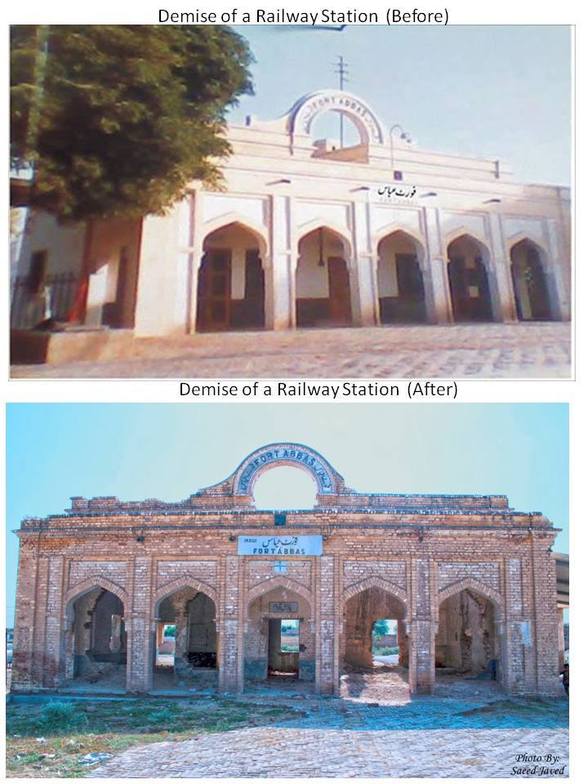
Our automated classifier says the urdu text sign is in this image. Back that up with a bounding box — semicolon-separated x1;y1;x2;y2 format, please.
238;535;323;556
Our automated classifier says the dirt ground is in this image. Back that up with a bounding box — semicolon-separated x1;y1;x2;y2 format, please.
7;669;568;778
12;323;571;379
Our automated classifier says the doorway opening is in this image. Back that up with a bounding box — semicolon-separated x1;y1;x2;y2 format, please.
245;585;314;689
435;588;499;682
510;239;555;320
64;587;127;690
197;223;265;332
153;588;218;691
377;232;427;323
447;235;495;322
341;586;409;703
371;619;399;666
268;619;300;677
296;227;352;327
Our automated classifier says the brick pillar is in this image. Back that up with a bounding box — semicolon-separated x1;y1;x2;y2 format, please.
218;555;243;692
11;543;39;690
409;558;435;694
316;555;338;694
127;556;153;693
43;556;65;687
500;558;532;693
531;542;561;696
30;556;50;686
557;607;565;670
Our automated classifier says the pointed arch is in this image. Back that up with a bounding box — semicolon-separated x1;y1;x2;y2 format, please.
374;225;426;254
444;227;491;258
508;235;556;321
506;232;548;257
153;576;218;611
197;217;267;332
343;575;408;607
437;576;503;618
296;220;353;261
246;576;314;609
446;231;497;322
64;576;128;615
201;215;269;261
376;228;428;324
296;224;353;327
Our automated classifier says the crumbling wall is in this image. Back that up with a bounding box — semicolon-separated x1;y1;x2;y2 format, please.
157;588;218;679
91;590;125;659
70;588;126;681
343;587;406;669
436;589;496;674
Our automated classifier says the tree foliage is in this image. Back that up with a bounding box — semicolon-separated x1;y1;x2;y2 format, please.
10;25;254;221
372;619;390;637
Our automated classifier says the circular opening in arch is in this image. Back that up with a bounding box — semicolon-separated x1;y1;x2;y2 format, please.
310;111;362;151
253;466;318;510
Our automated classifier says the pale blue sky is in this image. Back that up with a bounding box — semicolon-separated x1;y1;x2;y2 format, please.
229;25;571;185
6;403;568;623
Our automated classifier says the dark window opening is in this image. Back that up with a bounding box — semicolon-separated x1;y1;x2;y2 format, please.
27;250;48;294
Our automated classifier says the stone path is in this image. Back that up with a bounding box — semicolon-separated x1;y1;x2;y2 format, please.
12;323;571;379
90;725;568;778
91;673;568;778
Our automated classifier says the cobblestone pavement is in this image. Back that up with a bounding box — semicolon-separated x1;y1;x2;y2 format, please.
12;323;571;379
91;672;568;778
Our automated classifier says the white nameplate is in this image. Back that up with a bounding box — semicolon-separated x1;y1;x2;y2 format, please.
238;535;323;556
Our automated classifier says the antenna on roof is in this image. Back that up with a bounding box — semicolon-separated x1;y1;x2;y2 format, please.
333;55;350;147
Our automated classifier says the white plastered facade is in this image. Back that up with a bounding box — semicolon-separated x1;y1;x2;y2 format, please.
11;89;571;334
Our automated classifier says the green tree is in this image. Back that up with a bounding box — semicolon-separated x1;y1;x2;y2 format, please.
372;619;389;637
10;25;254;221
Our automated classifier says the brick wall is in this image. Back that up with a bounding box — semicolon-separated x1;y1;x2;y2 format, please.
11;495;561;698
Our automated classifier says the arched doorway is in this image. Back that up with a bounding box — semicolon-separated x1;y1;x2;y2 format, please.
63;587;127;689
447;235;495;322
245;582;315;689
197;222;265;332
510;239;554;320
436;587;500;684
377;231;427;323
153;587;218;691
341;584;409;702
296;227;352;328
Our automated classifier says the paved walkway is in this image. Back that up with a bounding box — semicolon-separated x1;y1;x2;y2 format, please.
91;673;568;778
12;323;571;379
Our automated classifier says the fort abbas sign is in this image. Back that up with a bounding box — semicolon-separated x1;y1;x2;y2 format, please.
238;535;323;556
234;443;336;495
289;90;385;145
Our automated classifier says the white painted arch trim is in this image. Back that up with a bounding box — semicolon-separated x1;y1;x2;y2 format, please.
373;224;427;252
200;213;270;261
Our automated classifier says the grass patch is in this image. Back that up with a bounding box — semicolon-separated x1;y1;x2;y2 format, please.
6;698;302;778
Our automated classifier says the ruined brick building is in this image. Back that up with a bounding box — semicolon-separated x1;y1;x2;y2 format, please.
12;442;562;696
